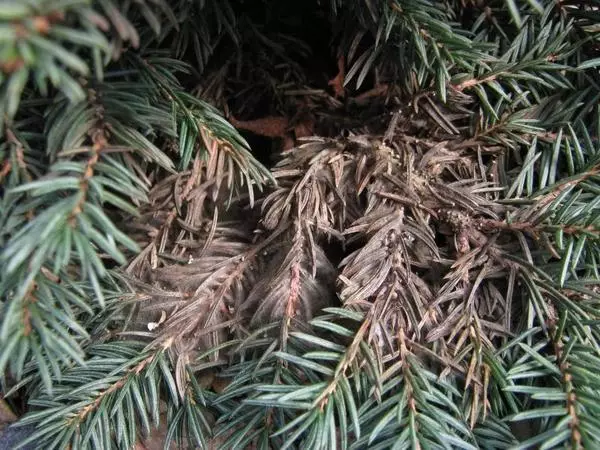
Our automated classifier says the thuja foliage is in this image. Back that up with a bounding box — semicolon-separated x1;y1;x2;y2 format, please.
2;0;600;448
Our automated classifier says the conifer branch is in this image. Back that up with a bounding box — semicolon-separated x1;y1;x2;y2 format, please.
2;0;600;448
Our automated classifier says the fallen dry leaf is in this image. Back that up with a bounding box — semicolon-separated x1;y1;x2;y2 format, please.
293;116;315;139
328;55;346;98
229;115;289;139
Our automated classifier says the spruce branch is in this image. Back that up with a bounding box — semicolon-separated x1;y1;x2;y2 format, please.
0;0;178;127
14;341;214;450
2;0;600;448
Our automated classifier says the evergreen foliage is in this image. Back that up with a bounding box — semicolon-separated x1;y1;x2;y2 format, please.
1;0;600;448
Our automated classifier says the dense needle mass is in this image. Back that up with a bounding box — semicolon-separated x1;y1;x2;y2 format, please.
1;1;600;449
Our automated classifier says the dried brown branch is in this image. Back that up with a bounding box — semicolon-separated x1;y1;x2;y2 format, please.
120;95;558;432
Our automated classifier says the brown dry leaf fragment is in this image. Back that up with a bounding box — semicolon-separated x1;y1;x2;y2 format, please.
229;115;289;139
328;55;346;98
293;115;315;139
283;135;295;150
